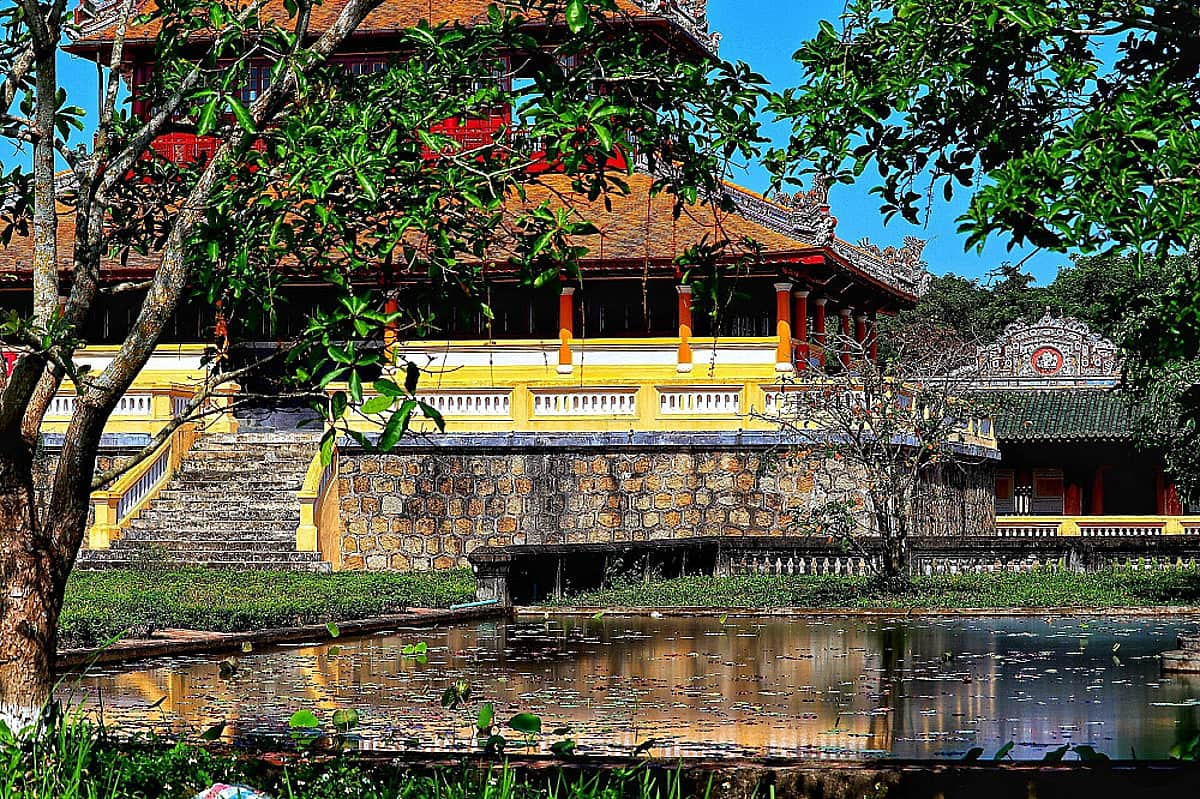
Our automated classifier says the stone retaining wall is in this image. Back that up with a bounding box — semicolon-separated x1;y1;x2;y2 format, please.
336;435;996;571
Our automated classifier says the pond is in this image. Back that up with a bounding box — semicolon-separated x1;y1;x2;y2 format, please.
65;614;1200;760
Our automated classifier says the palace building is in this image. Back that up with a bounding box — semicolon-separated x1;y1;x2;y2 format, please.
2;0;1004;573
982;312;1196;536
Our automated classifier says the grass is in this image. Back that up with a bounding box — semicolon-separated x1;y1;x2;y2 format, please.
60;568;477;649
1;717;696;799
547;569;1200;609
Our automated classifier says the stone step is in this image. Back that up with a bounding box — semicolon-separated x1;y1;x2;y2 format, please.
153;488;304;502
77;555;332;573
109;539;303;552
135;501;301;516
171;470;307;482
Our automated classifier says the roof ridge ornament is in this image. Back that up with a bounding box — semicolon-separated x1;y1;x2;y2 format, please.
978;310;1121;386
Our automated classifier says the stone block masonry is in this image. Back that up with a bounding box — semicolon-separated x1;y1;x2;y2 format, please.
336;433;996;571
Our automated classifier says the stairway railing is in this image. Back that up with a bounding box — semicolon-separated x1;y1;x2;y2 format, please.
296;441;341;567
85;388;239;550
88;421;202;549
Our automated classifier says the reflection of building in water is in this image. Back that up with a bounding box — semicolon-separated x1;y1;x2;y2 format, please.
68;616;1197;759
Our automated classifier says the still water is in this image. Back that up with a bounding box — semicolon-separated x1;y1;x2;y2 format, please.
66;614;1200;760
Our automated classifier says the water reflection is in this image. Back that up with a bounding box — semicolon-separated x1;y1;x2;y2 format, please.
63;615;1200;760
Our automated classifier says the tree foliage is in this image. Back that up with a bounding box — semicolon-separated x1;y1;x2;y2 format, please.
768;0;1200;256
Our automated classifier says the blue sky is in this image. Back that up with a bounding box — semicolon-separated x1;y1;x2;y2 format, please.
706;0;1067;283
48;0;1069;283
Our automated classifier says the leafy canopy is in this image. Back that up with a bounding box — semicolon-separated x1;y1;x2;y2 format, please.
767;0;1200;256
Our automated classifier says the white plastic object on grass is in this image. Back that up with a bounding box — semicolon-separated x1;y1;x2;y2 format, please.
192;785;274;799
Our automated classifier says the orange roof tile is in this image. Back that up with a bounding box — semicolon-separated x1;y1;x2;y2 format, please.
68;0;709;53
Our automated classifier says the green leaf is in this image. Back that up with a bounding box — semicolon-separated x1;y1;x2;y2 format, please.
319;428;336;467
199;721;226;741
289;710;319;729
992;740;1014;760
550;738;577;758
1072;745;1109;761
404;362;420;395
374;378;403;398
196;96;219;136
1042;745;1070;763
326;622;341;638
508;712;542;735
227;96;255;133
360;395;394;415
332;708;360;732
477;702;495;731
961;747;983;762
565;0;587;33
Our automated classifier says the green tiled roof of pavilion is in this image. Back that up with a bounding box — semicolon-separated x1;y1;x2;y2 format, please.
994;390;1137;442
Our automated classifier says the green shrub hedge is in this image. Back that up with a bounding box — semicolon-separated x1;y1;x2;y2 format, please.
60;568;476;648
550;570;1200;609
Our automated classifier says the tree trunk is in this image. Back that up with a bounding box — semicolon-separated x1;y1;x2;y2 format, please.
0;436;60;735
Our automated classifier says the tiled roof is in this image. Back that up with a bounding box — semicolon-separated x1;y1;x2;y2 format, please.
515;172;816;263
994;389;1137;442
68;0;717;52
0;170;915;303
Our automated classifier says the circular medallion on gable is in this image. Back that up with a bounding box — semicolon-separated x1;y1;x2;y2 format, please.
1031;346;1065;375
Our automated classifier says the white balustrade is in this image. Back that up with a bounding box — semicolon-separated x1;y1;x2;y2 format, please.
657;387;741;416
48;395;77;417
112;393;153;416
419;390;512;418
531;388;638;417
115;445;169;521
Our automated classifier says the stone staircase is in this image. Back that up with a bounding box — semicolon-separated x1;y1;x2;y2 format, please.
79;431;331;572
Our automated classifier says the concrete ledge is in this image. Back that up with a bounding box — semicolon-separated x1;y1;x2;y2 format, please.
57;605;506;670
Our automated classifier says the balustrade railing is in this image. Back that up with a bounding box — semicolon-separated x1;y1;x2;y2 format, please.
419;390;512;418
657;387;741;416
88;420;202;549
530;388;639;417
996;515;1200;537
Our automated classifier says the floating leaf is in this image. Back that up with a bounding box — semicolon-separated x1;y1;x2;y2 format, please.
550;738;577;758
325;622;341;638
992;741;1014;760
327;645;342;656
289;710;320;729
961;747;984;762
332;708;360;732
147;696;167;710
591;610;606;620
508;713;542;735
1072;745;1109;761
477;703;495;731
241;642;253;654
1043;745;1070;762
200;722;225;741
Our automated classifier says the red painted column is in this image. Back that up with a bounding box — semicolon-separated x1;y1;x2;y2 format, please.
867;316;879;362
1166;481;1184;516
792;289;809;370
1090;466;1105;515
812;298;827;368
383;295;400;364
1065;480;1082;516
839;308;852;369
676;284;693;373
854;313;868;361
557;286;575;374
